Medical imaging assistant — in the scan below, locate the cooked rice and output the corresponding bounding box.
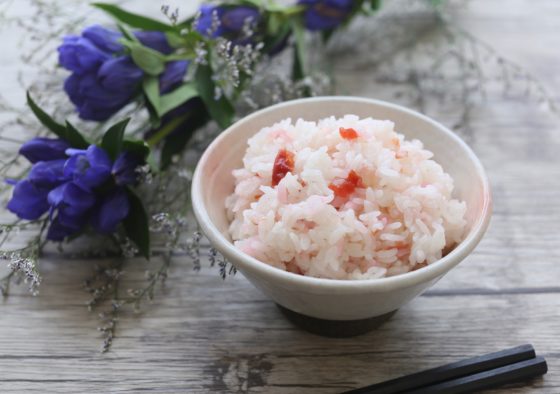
[225,115,467,280]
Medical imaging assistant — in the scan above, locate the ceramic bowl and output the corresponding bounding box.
[192,96,492,333]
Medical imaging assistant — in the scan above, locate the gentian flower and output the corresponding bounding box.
[159,60,189,94]
[150,29,190,94]
[63,146,112,191]
[196,5,261,45]
[7,137,144,241]
[57,36,109,75]
[63,62,143,121]
[27,160,67,187]
[112,151,145,185]
[90,188,130,234]
[19,137,70,163]
[298,0,354,31]
[134,31,175,55]
[82,24,124,53]
[58,25,140,121]
[58,25,182,121]
[98,57,144,93]
[7,181,51,220]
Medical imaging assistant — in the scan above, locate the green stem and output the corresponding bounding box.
[146,112,190,147]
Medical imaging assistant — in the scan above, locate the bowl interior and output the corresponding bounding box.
[200,98,489,252]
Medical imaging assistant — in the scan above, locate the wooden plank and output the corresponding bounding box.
[0,264,559,393]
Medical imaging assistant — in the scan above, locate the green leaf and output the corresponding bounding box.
[267,4,305,14]
[291,19,306,81]
[123,187,150,260]
[145,99,162,129]
[143,78,198,119]
[128,42,166,76]
[361,0,382,15]
[164,53,196,62]
[194,65,234,129]
[180,29,204,49]
[26,93,90,148]
[122,139,150,159]
[159,83,198,117]
[64,121,90,149]
[165,31,185,48]
[92,3,176,32]
[101,118,130,160]
[267,13,283,36]
[116,23,136,41]
[26,92,67,137]
[160,31,201,60]
[142,77,161,115]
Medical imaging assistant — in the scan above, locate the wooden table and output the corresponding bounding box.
[1,0,559,392]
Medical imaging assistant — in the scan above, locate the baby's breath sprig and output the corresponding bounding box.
[1,218,48,297]
[160,5,179,25]
[209,247,237,279]
[85,208,195,352]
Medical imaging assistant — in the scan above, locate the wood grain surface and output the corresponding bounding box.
[1,0,559,393]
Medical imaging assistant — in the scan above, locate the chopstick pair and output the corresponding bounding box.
[343,344,547,394]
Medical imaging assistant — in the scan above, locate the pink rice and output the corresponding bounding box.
[225,115,467,280]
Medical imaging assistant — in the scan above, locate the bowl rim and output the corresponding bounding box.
[192,96,492,293]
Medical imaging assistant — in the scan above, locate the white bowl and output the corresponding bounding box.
[192,96,492,322]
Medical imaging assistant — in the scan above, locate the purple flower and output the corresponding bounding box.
[82,25,124,53]
[6,180,51,220]
[46,182,96,240]
[98,57,144,93]
[134,31,174,55]
[27,160,67,187]
[19,137,70,163]
[58,25,120,72]
[196,5,260,45]
[47,216,81,241]
[90,188,130,233]
[58,25,142,121]
[63,62,143,122]
[7,138,144,241]
[58,26,178,121]
[57,36,111,75]
[112,151,144,186]
[48,182,96,217]
[159,60,189,94]
[298,0,354,31]
[63,146,112,191]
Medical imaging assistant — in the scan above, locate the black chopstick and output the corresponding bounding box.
[342,344,538,394]
[408,356,548,393]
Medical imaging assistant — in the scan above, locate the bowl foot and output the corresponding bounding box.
[276,304,397,338]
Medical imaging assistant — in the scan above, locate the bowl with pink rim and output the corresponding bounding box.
[192,96,492,336]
